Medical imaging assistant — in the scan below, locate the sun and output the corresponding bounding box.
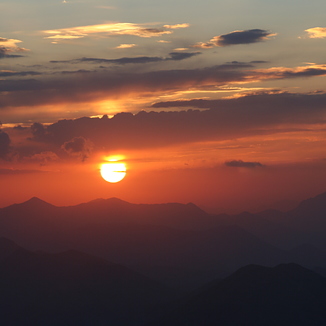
[100,160,127,183]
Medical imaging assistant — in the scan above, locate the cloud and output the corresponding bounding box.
[163,23,190,29]
[43,23,173,41]
[50,52,201,65]
[1,63,325,112]
[115,44,137,49]
[305,27,326,39]
[0,70,41,77]
[193,29,276,48]
[0,130,11,159]
[26,92,326,152]
[0,37,29,58]
[58,69,92,75]
[0,47,25,59]
[225,160,264,168]
[61,136,93,161]
[26,151,59,165]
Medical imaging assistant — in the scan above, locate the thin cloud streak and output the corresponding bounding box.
[43,22,173,40]
[50,52,201,65]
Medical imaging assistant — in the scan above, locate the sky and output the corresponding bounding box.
[1,0,326,213]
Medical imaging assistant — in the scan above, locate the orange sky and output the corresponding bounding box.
[1,0,326,212]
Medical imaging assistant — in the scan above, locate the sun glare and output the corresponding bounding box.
[100,157,127,183]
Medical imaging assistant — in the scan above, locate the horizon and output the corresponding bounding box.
[1,189,325,216]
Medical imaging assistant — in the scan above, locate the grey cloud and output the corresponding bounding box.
[0,47,25,59]
[0,71,41,77]
[1,63,326,111]
[61,136,93,161]
[59,69,93,75]
[167,52,201,61]
[215,29,273,46]
[50,52,201,65]
[0,130,11,159]
[194,29,275,48]
[225,160,265,168]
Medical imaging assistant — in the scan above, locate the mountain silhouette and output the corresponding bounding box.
[0,196,289,289]
[1,191,326,288]
[149,263,326,326]
[0,238,176,326]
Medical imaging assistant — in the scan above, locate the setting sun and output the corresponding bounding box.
[100,161,127,183]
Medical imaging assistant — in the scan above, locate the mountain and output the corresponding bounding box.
[149,263,326,326]
[0,238,176,326]
[0,236,22,261]
[0,197,289,288]
[2,191,326,288]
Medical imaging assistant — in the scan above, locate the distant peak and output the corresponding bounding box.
[105,197,130,204]
[19,197,54,208]
[27,196,45,203]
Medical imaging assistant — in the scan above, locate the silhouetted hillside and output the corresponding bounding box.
[0,197,289,288]
[150,263,326,326]
[1,191,326,288]
[0,239,176,326]
[0,236,22,261]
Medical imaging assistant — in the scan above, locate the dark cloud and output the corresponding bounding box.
[1,63,326,112]
[225,160,265,168]
[26,92,326,152]
[0,130,11,159]
[50,52,201,65]
[61,136,93,161]
[0,47,25,59]
[13,125,28,131]
[0,71,41,77]
[193,29,275,48]
[30,123,47,140]
[58,69,93,75]
[250,60,269,64]
[166,52,201,61]
[215,29,274,46]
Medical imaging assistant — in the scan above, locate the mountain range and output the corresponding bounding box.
[1,191,326,325]
[1,192,326,288]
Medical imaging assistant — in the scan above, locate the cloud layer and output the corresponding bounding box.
[23,92,326,155]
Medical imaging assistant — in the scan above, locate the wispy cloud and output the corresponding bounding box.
[43,23,173,41]
[225,160,265,168]
[115,44,137,49]
[163,23,190,29]
[305,27,326,39]
[50,52,201,65]
[0,70,41,77]
[193,29,276,48]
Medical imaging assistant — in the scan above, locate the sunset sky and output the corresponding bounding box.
[1,0,326,212]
